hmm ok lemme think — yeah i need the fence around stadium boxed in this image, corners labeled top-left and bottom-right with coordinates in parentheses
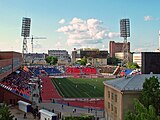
top-left (49, 75), bottom-right (116, 79)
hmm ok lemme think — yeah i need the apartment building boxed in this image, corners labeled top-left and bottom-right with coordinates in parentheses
top-left (48, 50), bottom-right (70, 65)
top-left (104, 74), bottom-right (160, 120)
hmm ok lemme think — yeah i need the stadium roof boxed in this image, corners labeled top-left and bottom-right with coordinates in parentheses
top-left (104, 74), bottom-right (160, 91)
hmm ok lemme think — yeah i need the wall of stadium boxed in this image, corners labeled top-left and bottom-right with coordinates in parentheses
top-left (0, 51), bottom-right (23, 80)
top-left (0, 86), bottom-right (31, 105)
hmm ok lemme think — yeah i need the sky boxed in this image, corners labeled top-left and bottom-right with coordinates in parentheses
top-left (0, 0), bottom-right (160, 54)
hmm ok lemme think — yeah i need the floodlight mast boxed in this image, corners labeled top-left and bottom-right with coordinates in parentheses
top-left (120, 18), bottom-right (130, 66)
top-left (21, 17), bottom-right (31, 63)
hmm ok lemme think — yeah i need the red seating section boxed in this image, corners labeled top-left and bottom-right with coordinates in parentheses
top-left (66, 67), bottom-right (97, 75)
top-left (82, 67), bottom-right (97, 74)
top-left (66, 67), bottom-right (81, 74)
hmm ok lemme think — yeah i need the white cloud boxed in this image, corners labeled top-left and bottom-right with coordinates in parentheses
top-left (108, 32), bottom-right (120, 39)
top-left (59, 19), bottom-right (65, 24)
top-left (34, 43), bottom-right (42, 49)
top-left (134, 48), bottom-right (144, 52)
top-left (57, 17), bottom-right (119, 47)
top-left (144, 16), bottom-right (153, 21)
top-left (70, 17), bottom-right (84, 24)
top-left (57, 17), bottom-right (120, 47)
top-left (133, 47), bottom-right (153, 52)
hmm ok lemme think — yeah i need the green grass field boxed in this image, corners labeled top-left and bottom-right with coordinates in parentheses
top-left (51, 78), bottom-right (110, 98)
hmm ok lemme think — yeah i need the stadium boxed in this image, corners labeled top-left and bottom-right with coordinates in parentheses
top-left (0, 49), bottom-right (143, 119)
top-left (27, 64), bottom-right (114, 110)
top-left (0, 51), bottom-right (118, 119)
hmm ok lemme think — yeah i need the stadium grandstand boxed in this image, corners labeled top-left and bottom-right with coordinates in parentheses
top-left (28, 65), bottom-right (98, 76)
top-left (0, 68), bottom-right (32, 101)
top-left (0, 51), bottom-right (32, 104)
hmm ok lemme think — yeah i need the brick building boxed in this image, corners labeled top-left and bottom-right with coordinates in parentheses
top-left (109, 41), bottom-right (130, 57)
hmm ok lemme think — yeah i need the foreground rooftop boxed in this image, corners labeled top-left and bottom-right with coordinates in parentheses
top-left (104, 74), bottom-right (160, 91)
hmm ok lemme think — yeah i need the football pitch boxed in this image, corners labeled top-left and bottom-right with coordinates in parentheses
top-left (51, 78), bottom-right (110, 98)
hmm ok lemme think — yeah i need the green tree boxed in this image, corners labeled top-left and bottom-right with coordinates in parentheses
top-left (45, 56), bottom-right (58, 65)
top-left (107, 57), bottom-right (120, 65)
top-left (80, 57), bottom-right (87, 65)
top-left (125, 76), bottom-right (160, 120)
top-left (126, 62), bottom-right (140, 69)
top-left (125, 99), bottom-right (160, 120)
top-left (75, 57), bottom-right (87, 66)
top-left (140, 76), bottom-right (160, 114)
top-left (0, 104), bottom-right (14, 120)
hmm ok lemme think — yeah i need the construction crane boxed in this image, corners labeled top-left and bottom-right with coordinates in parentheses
top-left (27, 35), bottom-right (47, 53)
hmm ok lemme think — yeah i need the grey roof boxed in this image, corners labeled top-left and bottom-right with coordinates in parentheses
top-left (104, 74), bottom-right (160, 91)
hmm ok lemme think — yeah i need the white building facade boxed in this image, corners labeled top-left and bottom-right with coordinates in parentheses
top-left (133, 52), bottom-right (142, 67)
top-left (48, 50), bottom-right (70, 65)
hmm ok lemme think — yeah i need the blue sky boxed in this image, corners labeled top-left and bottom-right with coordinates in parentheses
top-left (0, 0), bottom-right (160, 54)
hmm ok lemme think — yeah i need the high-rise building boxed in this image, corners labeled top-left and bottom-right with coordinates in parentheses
top-left (142, 52), bottom-right (160, 74)
top-left (109, 41), bottom-right (130, 58)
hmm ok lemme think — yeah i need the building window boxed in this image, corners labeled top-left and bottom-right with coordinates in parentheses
top-left (111, 93), bottom-right (114, 100)
top-left (114, 106), bottom-right (117, 114)
top-left (108, 91), bottom-right (110, 98)
top-left (111, 104), bottom-right (113, 111)
top-left (115, 94), bottom-right (117, 102)
top-left (108, 102), bottom-right (110, 109)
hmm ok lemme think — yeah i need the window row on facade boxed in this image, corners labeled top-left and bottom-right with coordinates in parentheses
top-left (108, 91), bottom-right (117, 102)
top-left (108, 102), bottom-right (117, 114)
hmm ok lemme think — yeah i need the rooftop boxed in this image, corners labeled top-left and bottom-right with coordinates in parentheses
top-left (104, 74), bottom-right (160, 91)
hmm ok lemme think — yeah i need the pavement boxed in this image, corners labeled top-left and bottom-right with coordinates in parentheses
top-left (10, 106), bottom-right (39, 120)
top-left (37, 102), bottom-right (105, 119)
top-left (10, 103), bottom-right (105, 120)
